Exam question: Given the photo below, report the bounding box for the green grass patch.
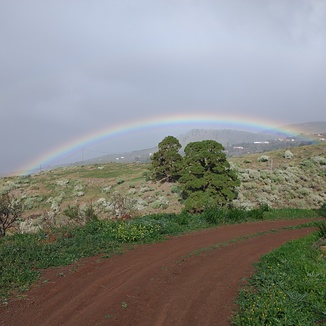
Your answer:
[263,208,320,220]
[0,225,123,304]
[202,205,269,225]
[232,233,326,325]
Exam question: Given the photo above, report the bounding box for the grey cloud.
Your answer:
[0,0,325,174]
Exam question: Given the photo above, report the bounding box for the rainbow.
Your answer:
[21,113,309,175]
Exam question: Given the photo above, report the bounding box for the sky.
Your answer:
[1,0,325,175]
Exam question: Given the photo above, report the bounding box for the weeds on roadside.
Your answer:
[202,204,269,225]
[317,221,326,238]
[232,233,326,325]
[319,202,326,217]
[264,208,319,220]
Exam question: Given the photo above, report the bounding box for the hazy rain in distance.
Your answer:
[1,0,325,174]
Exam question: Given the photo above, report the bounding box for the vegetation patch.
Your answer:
[232,232,326,325]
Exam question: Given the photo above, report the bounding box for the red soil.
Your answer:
[0,219,318,326]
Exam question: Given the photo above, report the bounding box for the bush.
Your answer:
[284,150,294,159]
[202,208,226,224]
[113,220,163,242]
[170,185,180,194]
[258,155,269,162]
[319,203,326,217]
[0,193,22,237]
[250,204,269,220]
[226,209,248,222]
[202,206,270,225]
[63,202,97,225]
[116,178,124,185]
[317,222,326,238]
[142,170,151,181]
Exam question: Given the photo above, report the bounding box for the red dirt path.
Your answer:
[0,219,318,326]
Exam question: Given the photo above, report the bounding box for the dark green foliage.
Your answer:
[179,140,240,212]
[202,206,267,225]
[63,202,98,225]
[84,202,97,222]
[318,202,326,217]
[202,208,227,224]
[317,222,326,238]
[151,136,183,182]
[250,204,270,220]
[63,205,80,219]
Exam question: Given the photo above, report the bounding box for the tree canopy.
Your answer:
[179,140,240,212]
[150,136,183,182]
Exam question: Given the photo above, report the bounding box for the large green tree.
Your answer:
[151,136,183,182]
[179,140,240,212]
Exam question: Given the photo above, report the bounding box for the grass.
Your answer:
[232,231,326,325]
[264,208,320,220]
[0,225,123,303]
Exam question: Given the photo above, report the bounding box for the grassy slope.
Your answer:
[0,142,324,231]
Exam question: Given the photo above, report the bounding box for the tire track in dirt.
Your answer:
[0,219,319,326]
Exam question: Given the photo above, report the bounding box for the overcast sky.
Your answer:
[1,0,325,175]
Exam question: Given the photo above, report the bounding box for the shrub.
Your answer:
[202,208,226,224]
[317,222,326,238]
[151,196,169,210]
[170,185,180,194]
[116,178,124,185]
[0,193,22,236]
[202,207,267,224]
[250,204,269,220]
[63,205,80,220]
[113,220,162,242]
[258,155,269,162]
[56,179,69,186]
[84,202,97,222]
[284,150,294,159]
[312,156,326,165]
[142,170,151,181]
[226,209,248,222]
[109,192,132,216]
[63,202,97,225]
[319,203,326,217]
[174,212,189,225]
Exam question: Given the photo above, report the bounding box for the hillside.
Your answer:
[0,142,325,233]
[276,121,326,135]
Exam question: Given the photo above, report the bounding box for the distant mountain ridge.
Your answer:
[178,129,277,147]
[59,121,326,167]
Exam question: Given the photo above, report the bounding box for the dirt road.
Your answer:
[0,219,318,326]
